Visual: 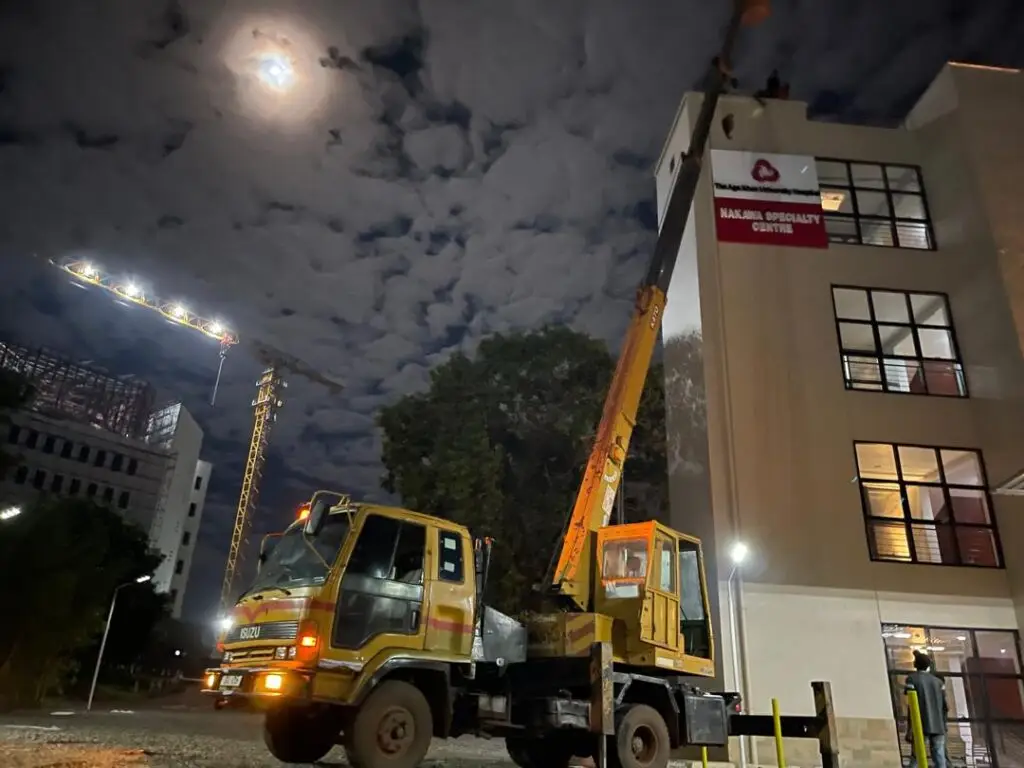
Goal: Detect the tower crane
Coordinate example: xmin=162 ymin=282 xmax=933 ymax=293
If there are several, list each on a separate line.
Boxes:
xmin=49 ymin=258 xmax=344 ymax=612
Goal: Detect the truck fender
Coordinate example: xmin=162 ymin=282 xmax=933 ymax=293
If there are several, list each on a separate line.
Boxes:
xmin=615 ymin=674 xmax=681 ymax=748
xmin=353 ymin=656 xmax=453 ymax=738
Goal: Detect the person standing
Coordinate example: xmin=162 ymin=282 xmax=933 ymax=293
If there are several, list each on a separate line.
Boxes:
xmin=904 ymin=651 xmax=949 ymax=768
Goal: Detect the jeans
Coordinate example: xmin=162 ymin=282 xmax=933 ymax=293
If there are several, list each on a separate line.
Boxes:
xmin=909 ymin=734 xmax=947 ymax=768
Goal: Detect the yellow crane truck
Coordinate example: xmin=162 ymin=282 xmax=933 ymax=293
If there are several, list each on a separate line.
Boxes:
xmin=203 ymin=2 xmax=841 ymax=766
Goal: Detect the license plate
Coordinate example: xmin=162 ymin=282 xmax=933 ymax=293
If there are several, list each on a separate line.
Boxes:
xmin=219 ymin=675 xmax=243 ymax=690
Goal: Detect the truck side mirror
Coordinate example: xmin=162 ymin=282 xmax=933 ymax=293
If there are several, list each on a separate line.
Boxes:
xmin=304 ymin=497 xmax=330 ymax=537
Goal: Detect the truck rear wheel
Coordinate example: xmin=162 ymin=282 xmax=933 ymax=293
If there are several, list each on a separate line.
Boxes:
xmin=612 ymin=704 xmax=670 ymax=768
xmin=344 ymin=680 xmax=433 ymax=768
xmin=263 ymin=704 xmax=339 ymax=764
xmin=505 ymin=733 xmax=575 ymax=768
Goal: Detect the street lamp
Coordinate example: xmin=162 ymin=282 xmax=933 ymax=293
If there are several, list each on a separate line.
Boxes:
xmin=726 ymin=541 xmax=750 ymax=768
xmin=86 ymin=575 xmax=152 ymax=712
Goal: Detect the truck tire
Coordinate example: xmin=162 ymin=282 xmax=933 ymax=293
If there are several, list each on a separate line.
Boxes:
xmin=344 ymin=680 xmax=433 ymax=768
xmin=505 ymin=733 xmax=575 ymax=768
xmin=612 ymin=704 xmax=670 ymax=768
xmin=263 ymin=704 xmax=338 ymax=764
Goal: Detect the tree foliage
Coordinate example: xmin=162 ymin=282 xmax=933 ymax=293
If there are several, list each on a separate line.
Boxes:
xmin=0 ymin=496 xmax=164 ymax=709
xmin=0 ymin=370 xmax=34 ymax=480
xmin=378 ymin=326 xmax=669 ymax=613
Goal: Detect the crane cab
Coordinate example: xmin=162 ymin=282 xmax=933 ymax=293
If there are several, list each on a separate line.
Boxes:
xmin=595 ymin=521 xmax=715 ymax=677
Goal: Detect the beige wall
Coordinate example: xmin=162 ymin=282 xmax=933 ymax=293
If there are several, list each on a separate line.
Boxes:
xmin=658 ymin=64 xmax=1024 ymax=765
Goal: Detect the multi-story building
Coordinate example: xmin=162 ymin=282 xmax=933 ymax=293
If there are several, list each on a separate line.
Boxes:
xmin=656 ymin=63 xmax=1024 ymax=767
xmin=0 ymin=342 xmax=213 ymax=618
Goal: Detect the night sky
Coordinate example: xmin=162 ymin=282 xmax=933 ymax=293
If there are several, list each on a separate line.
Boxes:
xmin=1 ymin=0 xmax=1021 ymax=623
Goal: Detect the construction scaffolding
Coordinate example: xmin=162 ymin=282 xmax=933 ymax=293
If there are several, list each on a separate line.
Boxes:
xmin=0 ymin=339 xmax=155 ymax=440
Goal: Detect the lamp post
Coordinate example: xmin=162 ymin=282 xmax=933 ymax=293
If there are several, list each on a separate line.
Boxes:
xmin=86 ymin=574 xmax=152 ymax=712
xmin=726 ymin=541 xmax=750 ymax=768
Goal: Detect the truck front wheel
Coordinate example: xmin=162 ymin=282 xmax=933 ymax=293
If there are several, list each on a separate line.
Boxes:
xmin=263 ymin=704 xmax=339 ymax=764
xmin=612 ymin=704 xmax=670 ymax=768
xmin=344 ymin=680 xmax=434 ymax=768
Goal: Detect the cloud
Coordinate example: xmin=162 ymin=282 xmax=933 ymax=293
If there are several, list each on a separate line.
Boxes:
xmin=1 ymin=0 xmax=1020 ymax=621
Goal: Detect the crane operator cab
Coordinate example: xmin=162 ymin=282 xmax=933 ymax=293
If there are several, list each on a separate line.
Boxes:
xmin=595 ymin=521 xmax=715 ymax=677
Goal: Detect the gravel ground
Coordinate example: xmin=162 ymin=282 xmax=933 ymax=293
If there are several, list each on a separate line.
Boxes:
xmin=0 ymin=710 xmax=515 ymax=767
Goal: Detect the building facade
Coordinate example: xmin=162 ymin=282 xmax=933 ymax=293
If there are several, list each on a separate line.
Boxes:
xmin=656 ymin=63 xmax=1024 ymax=767
xmin=0 ymin=345 xmax=213 ymax=619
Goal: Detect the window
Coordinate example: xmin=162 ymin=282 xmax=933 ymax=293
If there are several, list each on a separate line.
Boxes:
xmin=194 ymin=475 xmax=203 ymax=491
xmin=855 ymin=442 xmax=1001 ymax=567
xmin=7 ymin=425 xmax=19 ymax=444
xmin=175 ymin=559 xmax=184 ymax=575
xmin=102 ymin=486 xmax=113 ymax=503
xmin=182 ymin=531 xmax=191 ymax=546
xmin=69 ymin=478 xmax=81 ymax=495
xmin=86 ymin=483 xmax=97 ymax=498
xmin=94 ymin=450 xmax=107 ymax=468
xmin=127 ymin=458 xmax=138 ymax=476
xmin=60 ymin=441 xmax=73 ymax=459
xmin=32 ymin=469 xmax=46 ymax=489
xmin=78 ymin=445 xmax=90 ymax=463
xmin=832 ymin=287 xmax=966 ymax=396
xmin=883 ymin=624 xmax=1024 ymax=767
xmin=42 ymin=436 xmax=55 ymax=454
xmin=816 ymin=159 xmax=934 ymax=249
xmin=188 ymin=502 xmax=197 ymax=518
xmin=51 ymin=474 xmax=64 ymax=493
xmin=111 ymin=453 xmax=124 ymax=472
xmin=333 ymin=515 xmax=426 ymax=650
xmin=656 ymin=536 xmax=677 ymax=593
xmin=438 ymin=531 xmax=464 ymax=582
xmin=14 ymin=465 xmax=28 ymax=484
xmin=26 ymin=430 xmax=38 ymax=449
xmin=118 ymin=491 xmax=130 ymax=509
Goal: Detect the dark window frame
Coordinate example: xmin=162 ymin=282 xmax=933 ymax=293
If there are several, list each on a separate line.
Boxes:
xmin=831 ymin=285 xmax=968 ymax=398
xmin=883 ymin=623 xmax=1024 ymax=768
xmin=817 ymin=158 xmax=936 ymax=250
xmin=854 ymin=441 xmax=1003 ymax=569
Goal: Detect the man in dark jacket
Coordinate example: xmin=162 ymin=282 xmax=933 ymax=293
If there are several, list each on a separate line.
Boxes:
xmin=904 ymin=651 xmax=948 ymax=768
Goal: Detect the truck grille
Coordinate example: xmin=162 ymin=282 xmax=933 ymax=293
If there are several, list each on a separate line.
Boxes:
xmin=224 ymin=620 xmax=298 ymax=644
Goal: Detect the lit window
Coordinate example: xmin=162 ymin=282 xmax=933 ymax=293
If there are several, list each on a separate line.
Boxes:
xmin=832 ymin=287 xmax=966 ymax=397
xmin=855 ymin=442 xmax=1000 ymax=567
xmin=882 ymin=624 xmax=1024 ymax=766
xmin=816 ymin=160 xmax=934 ymax=249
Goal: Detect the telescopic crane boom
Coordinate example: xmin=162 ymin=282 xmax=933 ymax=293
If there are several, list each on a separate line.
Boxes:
xmin=550 ymin=0 xmax=769 ymax=611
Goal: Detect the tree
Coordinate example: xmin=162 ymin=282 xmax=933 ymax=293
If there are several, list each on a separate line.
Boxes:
xmin=0 ymin=495 xmax=164 ymax=709
xmin=378 ymin=326 xmax=669 ymax=613
xmin=0 ymin=370 xmax=33 ymax=480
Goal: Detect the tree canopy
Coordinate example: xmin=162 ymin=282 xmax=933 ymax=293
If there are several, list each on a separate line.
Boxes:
xmin=378 ymin=326 xmax=670 ymax=613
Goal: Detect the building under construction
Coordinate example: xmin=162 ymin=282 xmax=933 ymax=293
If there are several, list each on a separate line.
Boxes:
xmin=0 ymin=339 xmax=155 ymax=440
xmin=0 ymin=336 xmax=212 ymax=618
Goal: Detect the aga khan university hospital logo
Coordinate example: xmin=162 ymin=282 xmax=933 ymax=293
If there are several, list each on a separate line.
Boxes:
xmin=750 ymin=158 xmax=781 ymax=184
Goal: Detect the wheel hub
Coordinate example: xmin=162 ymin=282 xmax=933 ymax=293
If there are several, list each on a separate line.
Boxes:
xmin=630 ymin=724 xmax=657 ymax=765
xmin=377 ymin=706 xmax=414 ymax=755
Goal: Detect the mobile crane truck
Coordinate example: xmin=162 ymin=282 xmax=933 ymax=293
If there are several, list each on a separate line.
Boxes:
xmin=203 ymin=2 xmax=842 ymax=766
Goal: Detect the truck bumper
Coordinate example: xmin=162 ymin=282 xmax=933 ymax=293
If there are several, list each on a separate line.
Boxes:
xmin=201 ymin=666 xmax=313 ymax=703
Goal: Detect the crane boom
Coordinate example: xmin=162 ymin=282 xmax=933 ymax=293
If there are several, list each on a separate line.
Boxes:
xmin=550 ymin=0 xmax=763 ymax=611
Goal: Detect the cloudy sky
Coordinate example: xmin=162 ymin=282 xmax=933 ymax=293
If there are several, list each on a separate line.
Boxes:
xmin=0 ymin=0 xmax=1020 ymax=621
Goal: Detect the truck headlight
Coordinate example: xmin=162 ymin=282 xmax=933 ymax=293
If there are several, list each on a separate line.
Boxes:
xmin=274 ymin=647 xmax=287 ymax=660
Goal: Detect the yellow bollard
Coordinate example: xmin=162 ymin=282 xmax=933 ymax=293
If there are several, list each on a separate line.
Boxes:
xmin=908 ymin=690 xmax=929 ymax=768
xmin=701 ymin=745 xmax=708 ymax=768
xmin=772 ymin=698 xmax=787 ymax=768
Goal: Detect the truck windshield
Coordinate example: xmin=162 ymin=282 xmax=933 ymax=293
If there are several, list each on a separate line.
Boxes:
xmin=242 ymin=513 xmax=351 ymax=597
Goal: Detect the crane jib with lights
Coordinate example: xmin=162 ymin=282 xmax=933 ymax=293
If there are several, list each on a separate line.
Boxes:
xmin=548 ymin=2 xmax=763 ymax=612
xmin=51 ymin=258 xmax=343 ymax=613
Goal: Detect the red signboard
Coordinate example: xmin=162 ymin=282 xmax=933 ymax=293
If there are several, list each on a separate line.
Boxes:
xmin=710 ymin=150 xmax=828 ymax=249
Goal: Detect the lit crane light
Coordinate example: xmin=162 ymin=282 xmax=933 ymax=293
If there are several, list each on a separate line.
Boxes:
xmin=58 ymin=259 xmax=239 ymax=347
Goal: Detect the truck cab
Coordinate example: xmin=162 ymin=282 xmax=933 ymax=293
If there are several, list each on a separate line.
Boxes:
xmin=204 ymin=495 xmax=488 ymax=762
